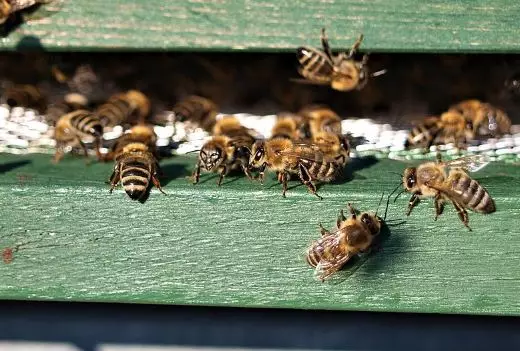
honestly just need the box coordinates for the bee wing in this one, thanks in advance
[441,154,491,172]
[314,252,354,281]
[426,182,469,207]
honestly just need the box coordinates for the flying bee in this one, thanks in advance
[192,117,256,186]
[448,99,511,137]
[96,90,151,128]
[306,201,386,281]
[101,124,158,162]
[172,95,218,132]
[294,28,386,92]
[401,154,496,230]
[53,109,103,163]
[297,105,342,139]
[248,138,341,199]
[311,131,350,167]
[2,84,46,112]
[109,142,166,201]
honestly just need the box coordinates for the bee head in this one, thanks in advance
[200,143,223,171]
[360,212,381,236]
[403,167,418,191]
[249,141,266,169]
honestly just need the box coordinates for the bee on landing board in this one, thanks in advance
[297,105,342,139]
[248,138,341,199]
[294,28,386,92]
[401,154,496,230]
[108,140,166,202]
[448,99,511,138]
[271,113,304,141]
[96,90,151,128]
[172,95,218,132]
[191,116,257,186]
[53,110,103,163]
[311,131,351,167]
[306,201,387,281]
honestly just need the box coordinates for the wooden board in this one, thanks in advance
[1,153,519,316]
[2,1,520,52]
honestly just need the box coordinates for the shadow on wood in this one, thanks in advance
[0,160,31,173]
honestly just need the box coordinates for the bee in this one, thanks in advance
[402,154,496,230]
[311,131,350,167]
[46,92,89,125]
[2,84,46,112]
[295,28,386,92]
[298,105,342,139]
[192,117,256,186]
[108,142,166,201]
[404,112,471,149]
[0,0,58,25]
[172,95,218,132]
[53,110,103,163]
[248,138,341,199]
[271,113,303,140]
[404,116,442,149]
[306,203,383,281]
[102,124,158,162]
[96,90,151,128]
[448,99,511,137]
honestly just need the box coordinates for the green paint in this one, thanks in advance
[2,1,520,52]
[1,153,519,315]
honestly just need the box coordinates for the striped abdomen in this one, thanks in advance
[69,110,103,137]
[96,96,132,127]
[449,171,496,213]
[296,47,333,81]
[173,96,217,131]
[300,153,341,181]
[120,156,152,200]
[305,235,338,268]
[405,117,441,148]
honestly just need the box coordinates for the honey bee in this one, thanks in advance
[295,28,385,92]
[297,105,342,139]
[248,138,341,199]
[192,117,256,186]
[102,124,158,162]
[404,116,442,149]
[448,99,511,137]
[46,92,89,125]
[108,142,166,201]
[311,131,350,167]
[96,90,151,128]
[53,110,103,163]
[172,95,218,132]
[306,203,383,281]
[2,84,46,112]
[402,154,496,230]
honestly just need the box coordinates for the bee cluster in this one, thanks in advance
[0,29,518,280]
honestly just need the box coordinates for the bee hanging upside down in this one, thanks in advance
[248,138,342,199]
[294,28,386,92]
[401,154,496,230]
[306,201,386,281]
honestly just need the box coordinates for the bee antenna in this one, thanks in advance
[393,189,406,203]
[185,149,201,154]
[383,191,392,221]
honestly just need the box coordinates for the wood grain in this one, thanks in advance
[1,153,519,315]
[2,1,520,52]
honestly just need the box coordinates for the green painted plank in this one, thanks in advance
[1,153,519,316]
[2,1,520,52]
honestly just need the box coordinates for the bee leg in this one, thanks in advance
[191,160,201,184]
[217,166,227,186]
[319,223,331,237]
[436,152,443,163]
[52,143,65,164]
[452,201,472,231]
[241,164,253,180]
[281,172,288,197]
[348,34,364,58]
[108,164,120,193]
[347,203,357,218]
[94,137,103,161]
[336,209,347,228]
[434,194,445,220]
[151,174,167,195]
[298,164,322,200]
[78,138,89,158]
[320,28,333,60]
[406,193,421,216]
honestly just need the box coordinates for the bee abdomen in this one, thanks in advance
[406,122,439,148]
[70,111,103,137]
[452,173,496,213]
[305,244,325,268]
[296,47,333,77]
[97,98,132,127]
[121,164,151,200]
